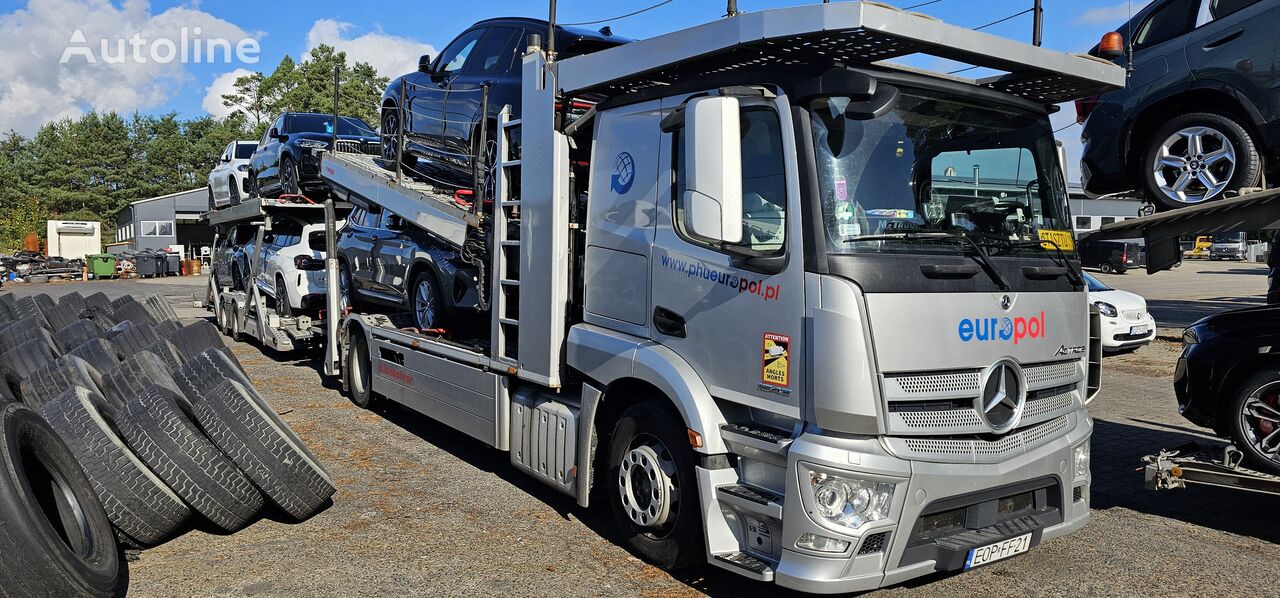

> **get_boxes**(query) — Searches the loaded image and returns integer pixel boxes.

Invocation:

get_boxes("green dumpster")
[87,254,117,279]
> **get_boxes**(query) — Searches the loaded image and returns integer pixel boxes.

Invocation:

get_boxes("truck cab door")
[649,96,806,418]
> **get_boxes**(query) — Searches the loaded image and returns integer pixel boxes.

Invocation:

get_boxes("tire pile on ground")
[0,291,336,597]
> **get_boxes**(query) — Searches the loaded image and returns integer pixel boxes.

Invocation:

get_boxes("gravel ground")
[5,274,1276,597]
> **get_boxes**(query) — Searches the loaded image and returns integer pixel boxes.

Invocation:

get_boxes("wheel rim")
[275,281,289,316]
[282,160,298,195]
[381,109,399,162]
[481,137,498,202]
[1240,382,1280,462]
[338,267,352,313]
[1152,126,1237,205]
[229,178,240,203]
[617,434,679,535]
[413,279,437,329]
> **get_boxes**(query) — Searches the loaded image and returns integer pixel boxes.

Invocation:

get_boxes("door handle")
[1204,29,1243,50]
[652,306,687,338]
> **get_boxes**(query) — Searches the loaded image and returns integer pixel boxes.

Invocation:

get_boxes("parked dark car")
[211,223,259,291]
[380,18,628,191]
[249,112,380,198]
[1177,304,1280,474]
[1078,239,1139,274]
[336,205,481,330]
[1078,0,1278,210]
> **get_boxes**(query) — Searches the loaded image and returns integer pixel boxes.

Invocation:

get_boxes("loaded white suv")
[208,141,258,210]
[253,215,343,317]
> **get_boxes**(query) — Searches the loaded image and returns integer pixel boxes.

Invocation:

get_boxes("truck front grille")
[885,414,1071,463]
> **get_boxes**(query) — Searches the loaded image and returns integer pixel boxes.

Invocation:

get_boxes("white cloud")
[304,19,435,80]
[202,67,253,119]
[0,0,258,135]
[1075,1,1152,26]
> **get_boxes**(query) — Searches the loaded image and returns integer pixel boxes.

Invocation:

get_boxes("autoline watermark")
[60,28,260,65]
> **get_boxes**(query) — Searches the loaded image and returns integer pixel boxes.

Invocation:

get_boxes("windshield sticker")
[762,333,790,387]
[1037,229,1075,251]
[835,178,848,202]
[866,209,916,219]
[837,223,861,238]
[834,202,854,222]
[659,255,782,302]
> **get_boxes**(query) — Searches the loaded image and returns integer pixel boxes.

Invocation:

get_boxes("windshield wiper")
[850,231,1011,290]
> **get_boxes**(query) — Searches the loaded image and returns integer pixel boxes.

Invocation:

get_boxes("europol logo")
[958,312,1046,345]
[611,152,635,194]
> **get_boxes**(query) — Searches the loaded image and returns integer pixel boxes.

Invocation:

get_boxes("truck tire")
[0,377,17,404]
[40,386,190,547]
[112,300,155,328]
[155,319,182,340]
[1,337,58,394]
[606,401,704,570]
[193,380,335,520]
[1141,112,1261,210]
[9,297,49,327]
[67,338,125,378]
[80,292,116,325]
[116,385,264,532]
[111,321,163,356]
[173,348,252,407]
[54,319,107,353]
[19,356,103,411]
[0,318,54,354]
[35,294,78,331]
[0,402,126,598]
[167,321,241,369]
[345,329,375,409]
[1229,371,1280,475]
[143,294,179,324]
[59,291,87,318]
[101,352,187,415]
[104,320,134,341]
[141,340,185,372]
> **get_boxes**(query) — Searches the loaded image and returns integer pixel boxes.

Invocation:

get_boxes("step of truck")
[715,483,784,520]
[711,551,775,582]
[719,422,792,462]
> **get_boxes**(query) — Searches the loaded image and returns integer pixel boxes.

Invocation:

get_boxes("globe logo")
[998,317,1014,341]
[611,152,636,194]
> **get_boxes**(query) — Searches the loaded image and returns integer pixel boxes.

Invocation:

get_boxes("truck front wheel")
[606,401,703,570]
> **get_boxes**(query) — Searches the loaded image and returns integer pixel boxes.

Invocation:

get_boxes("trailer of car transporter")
[320,2,1123,592]
[205,196,349,352]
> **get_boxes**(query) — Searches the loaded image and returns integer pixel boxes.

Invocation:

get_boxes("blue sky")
[0,0,1144,180]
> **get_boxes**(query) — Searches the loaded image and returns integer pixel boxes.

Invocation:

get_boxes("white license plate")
[964,533,1032,570]
[1130,325,1149,335]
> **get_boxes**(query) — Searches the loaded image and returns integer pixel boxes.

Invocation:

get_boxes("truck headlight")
[1073,442,1090,479]
[1091,301,1117,318]
[807,472,893,530]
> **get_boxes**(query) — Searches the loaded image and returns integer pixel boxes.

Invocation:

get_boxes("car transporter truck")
[309,2,1123,593]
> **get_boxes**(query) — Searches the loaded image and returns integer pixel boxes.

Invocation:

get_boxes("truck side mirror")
[682,96,743,244]
[418,54,434,74]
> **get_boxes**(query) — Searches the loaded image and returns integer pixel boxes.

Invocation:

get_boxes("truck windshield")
[810,87,1073,257]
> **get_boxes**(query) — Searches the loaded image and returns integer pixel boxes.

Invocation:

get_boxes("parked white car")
[253,215,343,317]
[1086,272,1156,352]
[208,140,258,210]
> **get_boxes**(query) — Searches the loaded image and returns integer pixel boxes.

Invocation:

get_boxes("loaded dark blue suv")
[1078,0,1279,210]
[379,18,628,192]
[248,112,379,198]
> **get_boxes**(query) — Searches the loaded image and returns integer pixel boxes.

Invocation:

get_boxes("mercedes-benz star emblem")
[978,359,1026,434]
[1000,295,1012,310]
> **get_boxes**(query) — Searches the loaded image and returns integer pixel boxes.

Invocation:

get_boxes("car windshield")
[810,87,1074,257]
[234,143,257,159]
[287,114,376,137]
[1084,272,1110,292]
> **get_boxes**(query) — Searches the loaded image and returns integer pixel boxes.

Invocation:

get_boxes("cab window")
[673,107,787,254]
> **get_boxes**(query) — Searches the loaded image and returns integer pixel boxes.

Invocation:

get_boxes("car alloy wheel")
[281,158,300,196]
[1151,126,1236,205]
[1239,381,1280,464]
[274,278,293,318]
[412,277,438,330]
[381,107,400,163]
[229,177,241,206]
[338,262,354,313]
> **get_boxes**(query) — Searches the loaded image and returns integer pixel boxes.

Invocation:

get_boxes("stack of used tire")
[0,291,335,596]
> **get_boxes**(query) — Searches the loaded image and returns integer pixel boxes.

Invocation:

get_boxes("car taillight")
[1122,250,1128,263]
[1075,96,1100,124]
[294,255,324,271]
